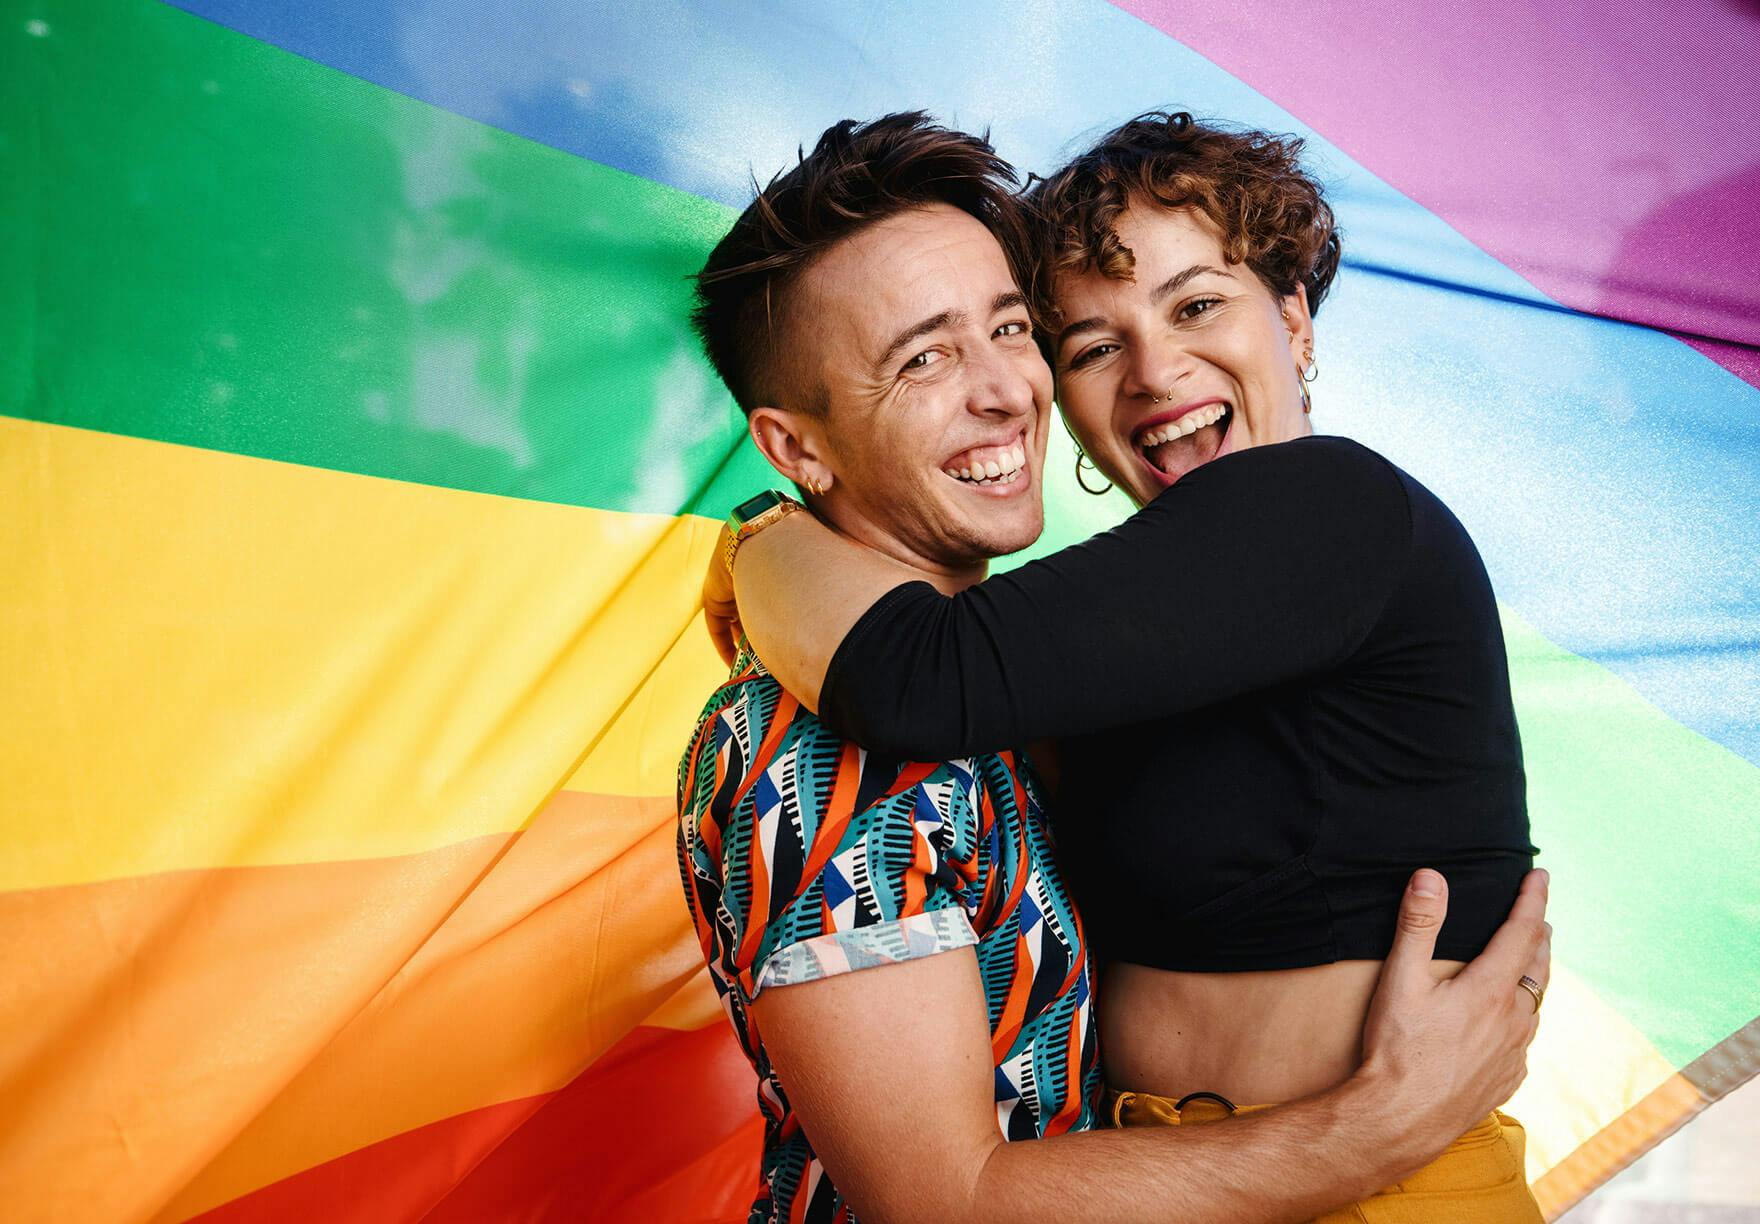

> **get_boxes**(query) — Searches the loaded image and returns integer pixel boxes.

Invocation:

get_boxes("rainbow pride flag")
[4,2,1756,1219]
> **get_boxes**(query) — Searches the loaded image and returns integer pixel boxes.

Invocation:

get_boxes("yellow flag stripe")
[1508,963,1682,1186]
[1,418,728,890]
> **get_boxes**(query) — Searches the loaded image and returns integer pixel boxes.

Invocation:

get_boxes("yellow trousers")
[1105,1089,1543,1223]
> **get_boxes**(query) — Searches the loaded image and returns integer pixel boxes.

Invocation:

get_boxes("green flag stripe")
[2,0,769,517]
[1503,609,1760,1068]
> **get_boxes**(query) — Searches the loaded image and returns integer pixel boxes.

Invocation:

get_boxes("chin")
[980,512,1045,559]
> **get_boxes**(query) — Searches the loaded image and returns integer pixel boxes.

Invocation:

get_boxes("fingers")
[709,619,736,667]
[1378,870,1449,994]
[1514,921,1552,1028]
[1527,922,1552,993]
[706,608,739,667]
[702,537,740,668]
[1460,869,1548,992]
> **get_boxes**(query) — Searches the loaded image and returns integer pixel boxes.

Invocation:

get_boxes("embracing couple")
[675,111,1548,1223]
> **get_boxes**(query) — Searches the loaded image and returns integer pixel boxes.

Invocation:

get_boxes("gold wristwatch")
[723,491,803,577]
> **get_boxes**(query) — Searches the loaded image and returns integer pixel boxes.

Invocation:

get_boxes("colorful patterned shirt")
[676,649,1100,1223]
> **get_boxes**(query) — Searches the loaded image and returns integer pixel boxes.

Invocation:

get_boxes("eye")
[1066,341,1120,370]
[902,348,946,372]
[1178,296,1223,321]
[994,320,1029,339]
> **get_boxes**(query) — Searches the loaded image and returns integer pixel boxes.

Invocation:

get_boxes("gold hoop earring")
[1299,351,1316,415]
[1074,449,1113,496]
[805,476,823,497]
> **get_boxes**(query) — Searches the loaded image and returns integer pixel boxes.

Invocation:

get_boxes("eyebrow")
[1056,264,1234,352]
[1055,315,1107,351]
[1149,263,1233,304]
[876,310,959,375]
[874,292,1030,374]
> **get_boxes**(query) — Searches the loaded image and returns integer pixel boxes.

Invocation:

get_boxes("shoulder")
[1155,435,1411,540]
[1176,434,1404,500]
[678,649,835,813]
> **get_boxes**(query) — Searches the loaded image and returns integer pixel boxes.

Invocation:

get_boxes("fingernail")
[1411,869,1442,898]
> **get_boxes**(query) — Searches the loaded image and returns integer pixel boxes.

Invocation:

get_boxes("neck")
[923,561,988,595]
[813,500,990,595]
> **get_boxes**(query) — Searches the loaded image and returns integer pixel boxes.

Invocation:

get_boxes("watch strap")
[723,491,803,576]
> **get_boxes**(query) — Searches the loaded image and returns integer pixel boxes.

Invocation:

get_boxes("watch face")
[732,491,784,524]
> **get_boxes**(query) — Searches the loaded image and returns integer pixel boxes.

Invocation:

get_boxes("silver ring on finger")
[1518,974,1544,1014]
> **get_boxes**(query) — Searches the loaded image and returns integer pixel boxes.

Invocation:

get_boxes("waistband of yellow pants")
[1104,1086,1515,1152]
[1104,1087,1270,1128]
[1103,1087,1540,1224]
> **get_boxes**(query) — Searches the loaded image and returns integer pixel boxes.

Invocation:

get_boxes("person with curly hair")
[717,111,1545,1221]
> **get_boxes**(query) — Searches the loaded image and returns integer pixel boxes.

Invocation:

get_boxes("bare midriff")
[1102,958,1469,1105]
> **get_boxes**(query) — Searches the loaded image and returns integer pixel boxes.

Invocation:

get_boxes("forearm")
[734,511,919,711]
[809,441,1413,759]
[965,1071,1427,1224]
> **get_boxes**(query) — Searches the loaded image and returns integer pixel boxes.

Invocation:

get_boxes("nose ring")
[1151,385,1177,404]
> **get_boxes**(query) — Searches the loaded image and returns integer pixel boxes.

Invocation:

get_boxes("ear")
[1280,283,1315,369]
[748,406,830,489]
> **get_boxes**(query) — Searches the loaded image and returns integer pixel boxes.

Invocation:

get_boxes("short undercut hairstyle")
[692,112,1027,416]
[1026,111,1341,340]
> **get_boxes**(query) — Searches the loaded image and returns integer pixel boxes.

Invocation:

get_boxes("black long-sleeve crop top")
[818,435,1534,971]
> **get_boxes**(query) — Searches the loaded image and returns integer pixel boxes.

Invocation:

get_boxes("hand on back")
[703,525,741,666]
[1359,868,1551,1166]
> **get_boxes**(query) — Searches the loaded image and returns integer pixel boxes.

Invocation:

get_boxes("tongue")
[1146,420,1227,483]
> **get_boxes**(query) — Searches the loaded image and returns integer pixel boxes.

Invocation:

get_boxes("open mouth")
[942,432,1029,489]
[1135,401,1232,485]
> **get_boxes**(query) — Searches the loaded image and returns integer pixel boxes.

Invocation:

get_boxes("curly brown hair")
[692,113,1027,416]
[1026,111,1341,341]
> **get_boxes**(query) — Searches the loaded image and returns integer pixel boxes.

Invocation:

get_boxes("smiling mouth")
[942,433,1029,488]
[1136,402,1232,483]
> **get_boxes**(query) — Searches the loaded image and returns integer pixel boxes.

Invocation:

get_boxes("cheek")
[1224,334,1297,408]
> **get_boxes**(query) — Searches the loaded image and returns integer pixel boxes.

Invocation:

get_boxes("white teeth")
[1137,403,1229,449]
[945,438,1030,484]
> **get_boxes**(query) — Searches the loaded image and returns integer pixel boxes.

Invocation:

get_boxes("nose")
[1120,334,1192,404]
[965,340,1040,422]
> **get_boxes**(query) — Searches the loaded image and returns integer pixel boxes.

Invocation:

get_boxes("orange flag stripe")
[0,789,713,1223]
[188,1024,761,1224]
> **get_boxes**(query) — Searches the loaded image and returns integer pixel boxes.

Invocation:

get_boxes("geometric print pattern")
[677,647,1101,1223]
